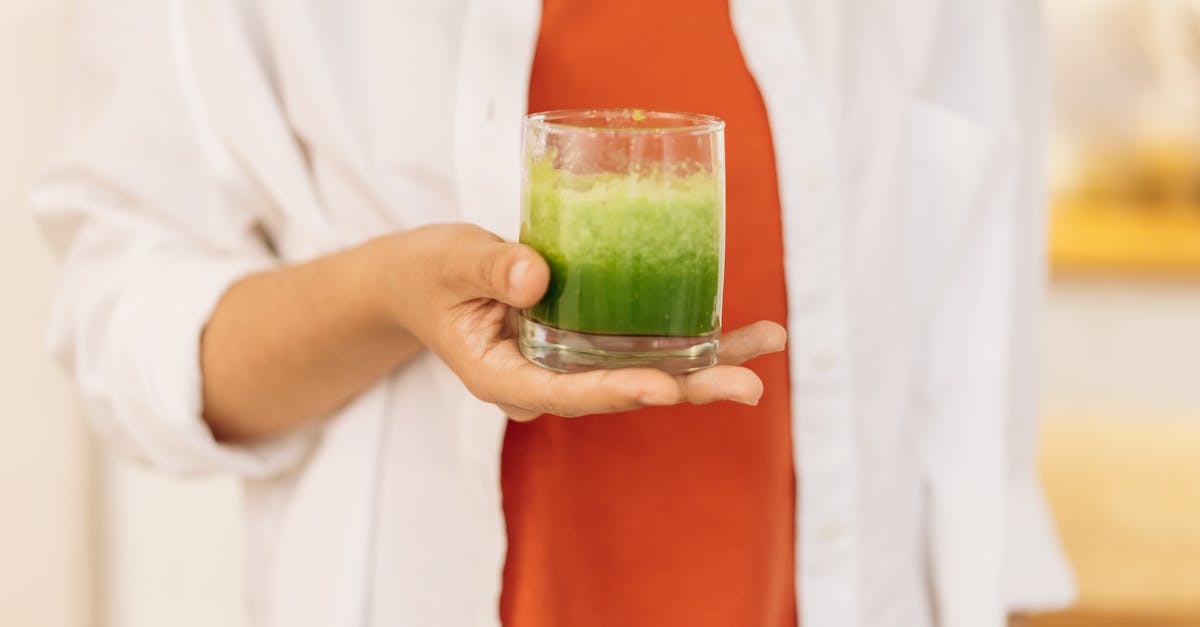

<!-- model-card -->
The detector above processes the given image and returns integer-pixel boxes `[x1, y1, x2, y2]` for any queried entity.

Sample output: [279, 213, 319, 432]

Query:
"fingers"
[678, 365, 764, 406]
[439, 225, 550, 307]
[495, 363, 764, 420]
[521, 363, 682, 418]
[471, 340, 680, 417]
[473, 339, 768, 421]
[717, 320, 788, 366]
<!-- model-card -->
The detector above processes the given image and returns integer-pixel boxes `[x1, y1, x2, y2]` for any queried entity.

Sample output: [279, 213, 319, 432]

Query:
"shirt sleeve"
[31, 0, 315, 478]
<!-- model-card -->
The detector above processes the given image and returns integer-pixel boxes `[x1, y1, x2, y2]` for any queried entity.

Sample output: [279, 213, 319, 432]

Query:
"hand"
[380, 223, 788, 421]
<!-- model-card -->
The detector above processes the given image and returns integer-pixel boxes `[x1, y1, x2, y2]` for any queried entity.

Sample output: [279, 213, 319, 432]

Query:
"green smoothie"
[521, 157, 722, 337]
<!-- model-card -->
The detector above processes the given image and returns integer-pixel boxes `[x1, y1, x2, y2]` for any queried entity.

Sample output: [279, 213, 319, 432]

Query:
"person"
[33, 0, 1075, 626]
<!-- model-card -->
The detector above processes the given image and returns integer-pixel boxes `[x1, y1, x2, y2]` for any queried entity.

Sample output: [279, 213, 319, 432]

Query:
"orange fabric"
[500, 1, 796, 626]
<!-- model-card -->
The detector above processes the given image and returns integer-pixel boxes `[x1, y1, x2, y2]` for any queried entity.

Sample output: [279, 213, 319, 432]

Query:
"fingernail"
[508, 259, 529, 289]
[739, 393, 763, 407]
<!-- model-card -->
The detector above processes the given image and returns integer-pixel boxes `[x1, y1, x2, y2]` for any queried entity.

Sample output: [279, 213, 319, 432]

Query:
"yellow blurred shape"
[1051, 201, 1200, 274]
[1052, 141, 1200, 275]
[1038, 417, 1200, 620]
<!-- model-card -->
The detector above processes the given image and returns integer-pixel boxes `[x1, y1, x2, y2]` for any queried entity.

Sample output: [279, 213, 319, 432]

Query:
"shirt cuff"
[106, 252, 316, 478]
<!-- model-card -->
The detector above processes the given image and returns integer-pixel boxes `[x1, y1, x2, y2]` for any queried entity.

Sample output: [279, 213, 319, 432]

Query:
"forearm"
[199, 222, 778, 441]
[200, 237, 420, 442]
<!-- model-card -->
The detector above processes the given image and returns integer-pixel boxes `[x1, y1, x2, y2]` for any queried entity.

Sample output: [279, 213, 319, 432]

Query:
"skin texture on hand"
[201, 223, 787, 441]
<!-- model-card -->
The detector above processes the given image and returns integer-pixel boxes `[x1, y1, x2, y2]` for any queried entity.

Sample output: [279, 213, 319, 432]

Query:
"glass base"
[518, 316, 719, 374]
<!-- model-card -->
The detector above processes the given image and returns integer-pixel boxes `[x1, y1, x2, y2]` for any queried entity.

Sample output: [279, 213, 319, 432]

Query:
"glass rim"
[525, 108, 725, 135]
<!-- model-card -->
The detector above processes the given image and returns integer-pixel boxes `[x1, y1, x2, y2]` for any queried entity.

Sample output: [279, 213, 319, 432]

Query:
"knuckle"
[418, 224, 485, 289]
[540, 398, 571, 418]
[676, 375, 692, 403]
[480, 250, 502, 293]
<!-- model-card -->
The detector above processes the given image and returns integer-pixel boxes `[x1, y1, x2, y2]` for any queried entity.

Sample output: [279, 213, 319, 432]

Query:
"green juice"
[521, 158, 722, 337]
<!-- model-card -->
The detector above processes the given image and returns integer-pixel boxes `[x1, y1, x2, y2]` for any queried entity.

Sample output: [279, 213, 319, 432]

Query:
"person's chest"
[249, 1, 503, 242]
[235, 0, 955, 256]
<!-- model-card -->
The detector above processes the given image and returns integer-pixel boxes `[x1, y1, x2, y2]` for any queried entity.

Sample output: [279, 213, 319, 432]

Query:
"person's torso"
[173, 1, 1043, 624]
[500, 1, 795, 625]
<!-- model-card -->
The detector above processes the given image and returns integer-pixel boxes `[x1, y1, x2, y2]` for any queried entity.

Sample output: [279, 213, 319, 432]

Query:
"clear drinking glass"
[518, 109, 726, 374]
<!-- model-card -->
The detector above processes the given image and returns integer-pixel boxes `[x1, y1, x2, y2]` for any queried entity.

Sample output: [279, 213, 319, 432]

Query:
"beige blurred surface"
[1043, 0, 1200, 616]
[1037, 280, 1200, 626]
[1, 2, 248, 627]
[1039, 417, 1200, 620]
[0, 1, 93, 626]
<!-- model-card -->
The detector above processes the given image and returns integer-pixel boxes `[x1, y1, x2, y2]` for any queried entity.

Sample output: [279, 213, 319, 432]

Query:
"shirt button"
[812, 349, 838, 372]
[820, 522, 846, 543]
[752, 3, 783, 23]
[803, 164, 831, 192]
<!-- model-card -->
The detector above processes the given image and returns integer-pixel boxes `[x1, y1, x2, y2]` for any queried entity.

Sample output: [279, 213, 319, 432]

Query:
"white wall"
[1043, 279, 1200, 420]
[1, 3, 248, 627]
[0, 2, 93, 626]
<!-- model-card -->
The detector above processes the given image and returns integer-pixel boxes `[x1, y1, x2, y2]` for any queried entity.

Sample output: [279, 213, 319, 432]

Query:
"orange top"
[501, 1, 796, 625]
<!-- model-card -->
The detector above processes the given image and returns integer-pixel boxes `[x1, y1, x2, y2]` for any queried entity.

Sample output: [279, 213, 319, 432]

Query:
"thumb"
[452, 231, 550, 307]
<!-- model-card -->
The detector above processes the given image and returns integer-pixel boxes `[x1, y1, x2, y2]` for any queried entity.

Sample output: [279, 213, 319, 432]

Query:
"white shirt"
[34, 1, 1075, 626]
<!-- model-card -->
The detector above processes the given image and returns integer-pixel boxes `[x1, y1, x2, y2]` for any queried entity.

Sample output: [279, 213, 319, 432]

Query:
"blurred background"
[2, 1, 1197, 626]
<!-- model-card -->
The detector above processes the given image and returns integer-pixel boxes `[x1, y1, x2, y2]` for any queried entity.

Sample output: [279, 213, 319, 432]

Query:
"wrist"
[354, 233, 415, 336]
